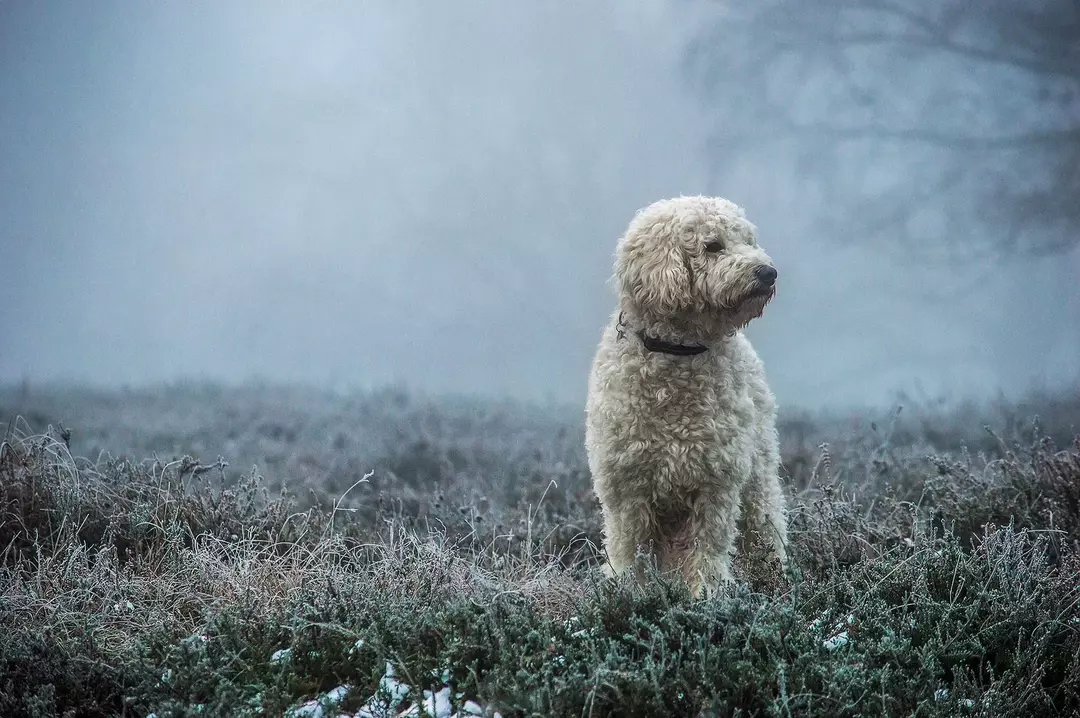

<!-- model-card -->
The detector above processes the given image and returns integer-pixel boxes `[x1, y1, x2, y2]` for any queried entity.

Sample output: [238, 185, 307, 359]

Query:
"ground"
[1, 382, 1079, 717]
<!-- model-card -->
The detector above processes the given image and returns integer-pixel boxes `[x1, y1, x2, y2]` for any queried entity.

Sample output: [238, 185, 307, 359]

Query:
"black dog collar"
[635, 330, 709, 356]
[616, 312, 709, 356]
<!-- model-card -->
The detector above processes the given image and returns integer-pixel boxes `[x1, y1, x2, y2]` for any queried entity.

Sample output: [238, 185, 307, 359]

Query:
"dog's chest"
[619, 357, 756, 496]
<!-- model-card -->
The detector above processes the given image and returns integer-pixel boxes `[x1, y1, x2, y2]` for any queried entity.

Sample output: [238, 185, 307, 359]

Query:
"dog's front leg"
[600, 500, 655, 583]
[738, 423, 789, 574]
[679, 484, 744, 597]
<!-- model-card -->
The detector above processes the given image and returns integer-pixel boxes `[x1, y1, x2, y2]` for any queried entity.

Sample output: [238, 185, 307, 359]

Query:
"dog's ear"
[616, 225, 690, 316]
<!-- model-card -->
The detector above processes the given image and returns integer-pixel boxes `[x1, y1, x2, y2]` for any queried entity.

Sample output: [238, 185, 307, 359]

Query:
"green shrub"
[1, 386, 1078, 717]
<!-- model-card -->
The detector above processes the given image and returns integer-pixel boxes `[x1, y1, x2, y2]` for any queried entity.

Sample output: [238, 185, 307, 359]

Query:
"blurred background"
[2, 0, 1077, 409]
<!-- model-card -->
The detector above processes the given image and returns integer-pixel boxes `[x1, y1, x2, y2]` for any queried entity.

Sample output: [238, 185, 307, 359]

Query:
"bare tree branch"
[776, 124, 1079, 149]
[857, 0, 940, 34]
[690, 0, 1080, 258]
[711, 121, 1078, 150]
[807, 32, 1080, 79]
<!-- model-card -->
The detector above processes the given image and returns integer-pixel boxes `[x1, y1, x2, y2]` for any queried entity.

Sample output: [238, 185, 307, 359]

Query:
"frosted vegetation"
[1, 382, 1078, 716]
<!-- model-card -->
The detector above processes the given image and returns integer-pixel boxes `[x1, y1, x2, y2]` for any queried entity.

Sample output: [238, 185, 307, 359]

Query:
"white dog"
[586, 196, 787, 596]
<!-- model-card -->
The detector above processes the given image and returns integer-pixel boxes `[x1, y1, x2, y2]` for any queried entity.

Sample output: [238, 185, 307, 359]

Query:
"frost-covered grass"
[1, 383, 1079, 717]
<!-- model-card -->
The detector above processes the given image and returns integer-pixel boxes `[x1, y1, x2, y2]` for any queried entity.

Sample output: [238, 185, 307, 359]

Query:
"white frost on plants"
[287, 660, 495, 718]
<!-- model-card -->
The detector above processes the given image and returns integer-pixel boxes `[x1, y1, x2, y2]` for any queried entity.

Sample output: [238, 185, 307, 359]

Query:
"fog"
[2, 1, 1077, 408]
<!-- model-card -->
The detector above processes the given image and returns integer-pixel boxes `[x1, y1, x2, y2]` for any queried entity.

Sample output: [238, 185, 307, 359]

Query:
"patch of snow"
[283, 658, 493, 718]
[427, 686, 453, 718]
[355, 662, 410, 717]
[397, 686, 453, 718]
[380, 663, 410, 705]
[271, 648, 292, 664]
[286, 699, 323, 718]
[822, 630, 849, 651]
[814, 612, 854, 651]
[286, 685, 351, 718]
[461, 700, 484, 716]
[325, 686, 350, 704]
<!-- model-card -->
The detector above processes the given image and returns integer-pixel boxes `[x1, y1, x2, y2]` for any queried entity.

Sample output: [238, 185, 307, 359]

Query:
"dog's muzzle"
[748, 265, 777, 298]
[754, 264, 777, 287]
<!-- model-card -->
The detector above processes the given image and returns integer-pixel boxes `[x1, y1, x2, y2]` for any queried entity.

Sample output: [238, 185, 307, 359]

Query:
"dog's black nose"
[754, 265, 777, 286]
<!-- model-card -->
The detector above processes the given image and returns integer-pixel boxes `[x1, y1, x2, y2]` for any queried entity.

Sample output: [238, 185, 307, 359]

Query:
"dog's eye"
[704, 240, 723, 253]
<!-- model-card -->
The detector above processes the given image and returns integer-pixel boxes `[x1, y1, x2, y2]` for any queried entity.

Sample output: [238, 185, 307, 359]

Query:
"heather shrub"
[0, 384, 1078, 717]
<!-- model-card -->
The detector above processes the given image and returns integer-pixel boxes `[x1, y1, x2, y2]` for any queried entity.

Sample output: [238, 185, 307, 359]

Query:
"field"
[1, 382, 1079, 717]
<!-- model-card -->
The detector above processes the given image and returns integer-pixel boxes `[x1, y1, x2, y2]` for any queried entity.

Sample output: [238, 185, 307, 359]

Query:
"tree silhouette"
[689, 0, 1080, 257]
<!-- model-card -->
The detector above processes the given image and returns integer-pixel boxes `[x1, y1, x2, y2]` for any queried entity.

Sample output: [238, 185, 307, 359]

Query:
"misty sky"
[2, 1, 1078, 408]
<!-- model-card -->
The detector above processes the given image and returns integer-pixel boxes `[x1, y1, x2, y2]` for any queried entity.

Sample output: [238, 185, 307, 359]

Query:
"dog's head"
[615, 196, 776, 333]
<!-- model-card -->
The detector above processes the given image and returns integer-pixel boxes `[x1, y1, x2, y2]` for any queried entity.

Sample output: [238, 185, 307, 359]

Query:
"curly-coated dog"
[586, 196, 787, 597]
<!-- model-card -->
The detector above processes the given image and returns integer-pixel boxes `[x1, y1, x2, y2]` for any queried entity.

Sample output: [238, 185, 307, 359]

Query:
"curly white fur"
[586, 196, 788, 597]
